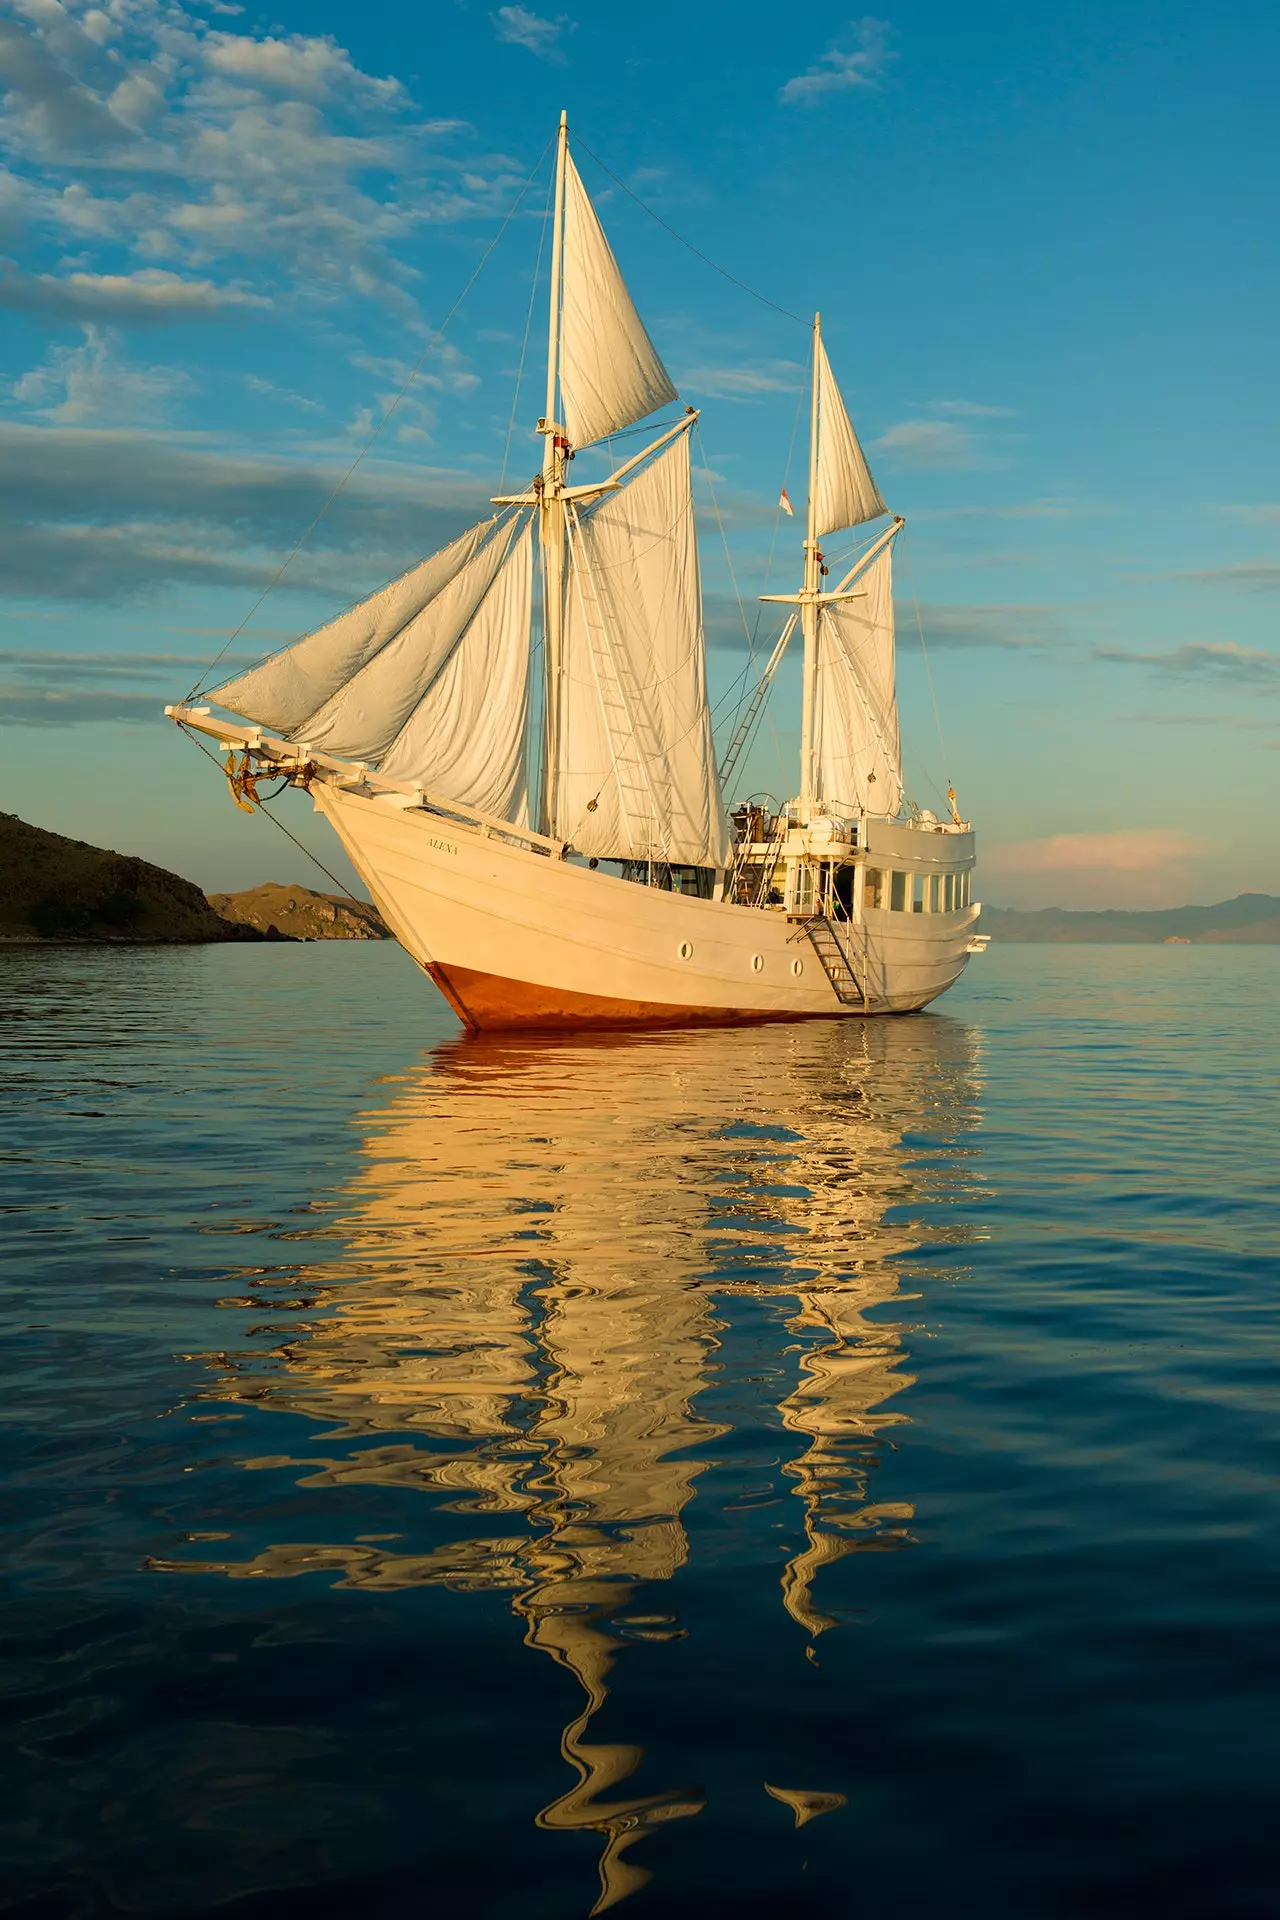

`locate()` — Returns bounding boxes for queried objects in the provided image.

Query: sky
[0,0,1276,908]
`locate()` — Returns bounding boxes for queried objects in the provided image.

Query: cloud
[0,264,270,323]
[925,398,1016,418]
[679,359,803,401]
[1095,641,1280,685]
[1167,564,1280,592]
[780,17,894,105]
[0,15,134,155]
[202,32,403,104]
[984,828,1223,907]
[0,5,525,335]
[0,422,495,602]
[907,603,1063,650]
[1217,504,1280,526]
[0,684,165,727]
[872,419,978,470]
[491,8,573,60]
[13,327,190,423]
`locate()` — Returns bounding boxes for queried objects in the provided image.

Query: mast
[538,110,569,837]
[799,313,822,814]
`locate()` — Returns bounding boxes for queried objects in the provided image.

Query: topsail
[811,335,886,538]
[558,151,678,448]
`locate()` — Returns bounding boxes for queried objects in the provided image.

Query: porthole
[751,954,764,973]
[791,958,804,977]
[678,940,693,960]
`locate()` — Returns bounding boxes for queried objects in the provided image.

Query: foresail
[554,434,731,867]
[812,336,887,539]
[559,151,678,449]
[812,545,902,816]
[379,521,533,824]
[211,519,496,734]
[296,522,516,762]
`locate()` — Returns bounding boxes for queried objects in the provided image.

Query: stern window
[890,870,908,912]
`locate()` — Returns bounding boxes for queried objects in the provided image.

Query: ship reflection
[177,1015,981,1911]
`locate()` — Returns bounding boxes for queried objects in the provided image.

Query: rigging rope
[500,162,555,494]
[186,133,555,703]
[179,724,366,900]
[573,136,809,329]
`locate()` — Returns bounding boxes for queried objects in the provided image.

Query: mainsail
[558,150,678,449]
[812,544,902,816]
[553,432,731,867]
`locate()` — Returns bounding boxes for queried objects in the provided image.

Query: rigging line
[187,134,555,704]
[714,370,807,800]
[501,161,555,494]
[899,528,951,793]
[572,136,808,329]
[178,725,363,900]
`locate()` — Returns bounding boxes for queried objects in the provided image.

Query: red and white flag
[778,487,794,517]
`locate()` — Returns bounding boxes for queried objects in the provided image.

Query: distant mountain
[0,811,262,944]
[978,895,1280,944]
[208,883,388,941]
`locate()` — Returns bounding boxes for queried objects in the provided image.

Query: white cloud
[0,264,269,321]
[984,828,1223,907]
[780,18,893,106]
[872,418,976,469]
[1096,641,1280,684]
[988,828,1217,876]
[491,8,573,60]
[678,358,803,400]
[13,326,190,423]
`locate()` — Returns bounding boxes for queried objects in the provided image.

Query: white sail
[296,522,516,761]
[812,336,886,539]
[558,150,678,449]
[379,522,533,824]
[554,434,731,867]
[212,519,496,734]
[812,544,902,816]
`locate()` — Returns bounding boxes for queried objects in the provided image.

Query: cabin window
[927,874,941,913]
[912,874,925,913]
[864,868,884,910]
[962,871,972,907]
[890,870,908,912]
[945,873,956,911]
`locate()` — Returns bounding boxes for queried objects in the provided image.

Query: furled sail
[558,151,678,449]
[211,519,496,734]
[811,336,887,539]
[379,521,533,824]
[553,433,731,867]
[296,521,517,762]
[812,544,902,816]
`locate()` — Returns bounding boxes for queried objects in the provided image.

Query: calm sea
[2,943,1277,1918]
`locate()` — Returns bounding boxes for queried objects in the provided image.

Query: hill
[0,811,261,944]
[208,883,388,940]
[979,895,1280,944]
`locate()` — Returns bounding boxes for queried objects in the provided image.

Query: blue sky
[0,0,1276,907]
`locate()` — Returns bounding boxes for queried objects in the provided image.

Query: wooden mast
[538,110,569,838]
[799,313,822,816]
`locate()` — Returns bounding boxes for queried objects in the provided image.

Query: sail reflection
[175,1016,981,1910]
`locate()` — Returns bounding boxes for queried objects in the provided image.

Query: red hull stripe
[425,962,845,1032]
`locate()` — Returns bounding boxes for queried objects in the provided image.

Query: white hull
[314,783,978,1030]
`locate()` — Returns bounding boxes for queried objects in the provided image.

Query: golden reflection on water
[178,1015,980,1911]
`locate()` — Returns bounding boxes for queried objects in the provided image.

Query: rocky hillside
[207,883,388,940]
[0,811,261,943]
[979,895,1280,943]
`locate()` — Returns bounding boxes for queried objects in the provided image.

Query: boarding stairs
[801,915,869,1008]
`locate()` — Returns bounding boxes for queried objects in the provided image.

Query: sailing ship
[167,114,979,1029]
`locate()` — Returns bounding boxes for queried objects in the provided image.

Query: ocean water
[1,941,1277,1919]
